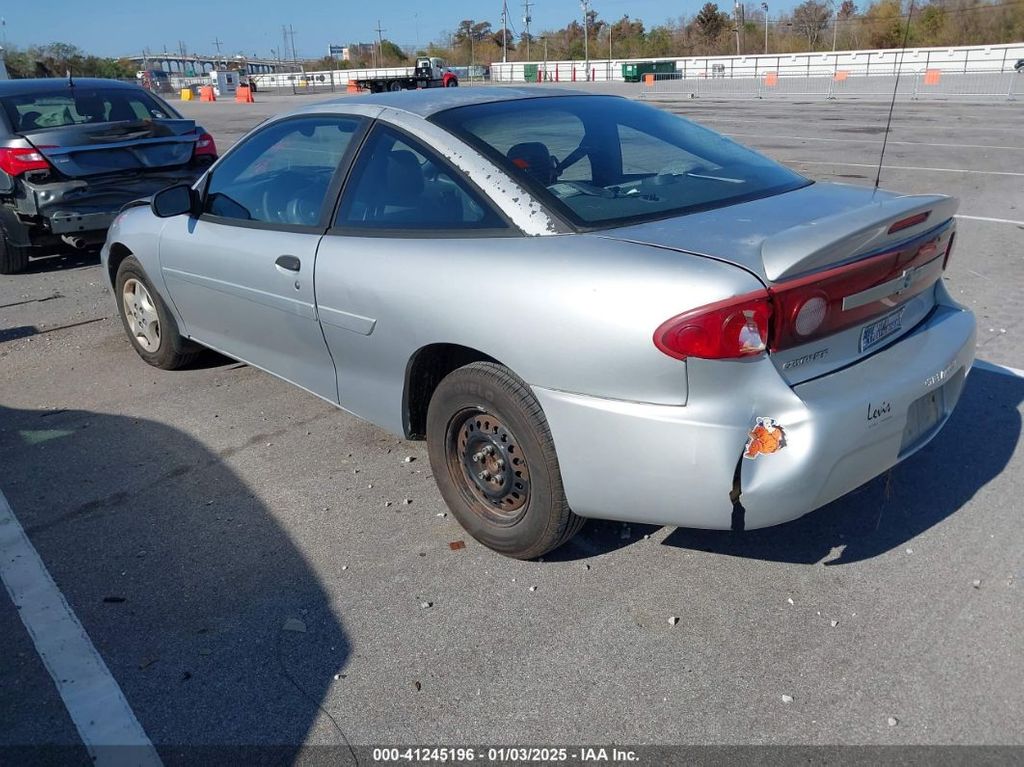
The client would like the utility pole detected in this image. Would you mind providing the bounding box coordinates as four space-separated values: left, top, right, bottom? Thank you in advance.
761 2 769 54
523 0 533 61
501 1 508 63
288 25 297 67
830 0 839 51
733 0 741 55
581 0 590 80
212 36 223 60
375 19 386 65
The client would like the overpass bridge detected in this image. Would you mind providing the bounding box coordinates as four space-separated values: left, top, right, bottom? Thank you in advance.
125 53 299 75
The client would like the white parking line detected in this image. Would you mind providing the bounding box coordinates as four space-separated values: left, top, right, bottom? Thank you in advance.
0 489 162 766
974 360 1024 379
955 215 1024 227
792 160 1024 177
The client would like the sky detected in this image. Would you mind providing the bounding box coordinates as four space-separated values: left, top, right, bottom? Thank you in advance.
1 0 803 59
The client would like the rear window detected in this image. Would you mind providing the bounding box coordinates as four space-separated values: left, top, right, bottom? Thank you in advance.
1 88 177 133
430 95 809 228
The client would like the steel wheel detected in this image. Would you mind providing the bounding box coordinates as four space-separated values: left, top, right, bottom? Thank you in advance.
446 407 532 526
122 277 161 352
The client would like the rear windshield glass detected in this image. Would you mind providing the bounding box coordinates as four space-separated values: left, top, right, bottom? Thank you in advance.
1 88 177 133
431 95 809 228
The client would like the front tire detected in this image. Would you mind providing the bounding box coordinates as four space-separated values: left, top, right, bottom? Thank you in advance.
426 362 584 559
114 256 201 370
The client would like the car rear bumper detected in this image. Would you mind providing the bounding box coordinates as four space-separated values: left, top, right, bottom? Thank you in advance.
5 167 208 245
533 284 976 530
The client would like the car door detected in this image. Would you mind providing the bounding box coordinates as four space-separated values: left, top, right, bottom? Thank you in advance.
158 114 366 402
313 122 516 432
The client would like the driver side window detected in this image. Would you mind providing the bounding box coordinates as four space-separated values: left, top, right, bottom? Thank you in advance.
204 116 362 227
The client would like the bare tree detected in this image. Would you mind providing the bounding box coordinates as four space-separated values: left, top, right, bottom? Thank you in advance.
792 0 831 47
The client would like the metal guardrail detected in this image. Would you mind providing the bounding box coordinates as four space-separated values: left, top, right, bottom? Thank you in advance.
640 70 1020 101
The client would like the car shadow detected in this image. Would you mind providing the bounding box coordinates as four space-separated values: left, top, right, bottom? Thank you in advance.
0 404 353 764
660 368 1022 565
21 249 102 274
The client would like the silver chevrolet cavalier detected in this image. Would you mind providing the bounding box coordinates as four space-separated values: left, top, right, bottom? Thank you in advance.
101 88 976 559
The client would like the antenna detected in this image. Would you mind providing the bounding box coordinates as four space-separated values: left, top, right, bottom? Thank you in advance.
874 0 915 190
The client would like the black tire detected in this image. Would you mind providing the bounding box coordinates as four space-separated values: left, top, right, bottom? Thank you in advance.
426 362 584 559
114 256 201 370
0 237 30 274
388 81 403 92
445 77 458 87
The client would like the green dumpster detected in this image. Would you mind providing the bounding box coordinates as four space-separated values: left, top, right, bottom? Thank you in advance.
524 64 539 82
622 61 676 83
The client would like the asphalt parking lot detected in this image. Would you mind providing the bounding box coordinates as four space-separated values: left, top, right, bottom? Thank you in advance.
2 85 1022 761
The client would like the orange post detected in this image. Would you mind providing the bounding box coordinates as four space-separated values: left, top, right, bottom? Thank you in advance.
643 73 655 85
924 69 941 85
764 72 779 87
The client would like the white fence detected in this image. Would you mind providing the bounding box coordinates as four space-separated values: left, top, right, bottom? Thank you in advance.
490 42 1024 83
638 69 1020 101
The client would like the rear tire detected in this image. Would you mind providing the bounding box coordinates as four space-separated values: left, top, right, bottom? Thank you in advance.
426 362 584 559
389 81 403 92
0 237 30 274
114 256 201 370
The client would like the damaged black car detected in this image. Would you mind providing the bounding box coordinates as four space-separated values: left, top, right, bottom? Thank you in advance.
0 77 216 273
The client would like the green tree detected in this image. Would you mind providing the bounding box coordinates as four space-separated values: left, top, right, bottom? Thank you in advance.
696 2 730 42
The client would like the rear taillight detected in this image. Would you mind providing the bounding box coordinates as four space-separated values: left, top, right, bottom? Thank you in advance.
655 225 954 361
193 132 217 159
0 146 52 176
654 291 772 360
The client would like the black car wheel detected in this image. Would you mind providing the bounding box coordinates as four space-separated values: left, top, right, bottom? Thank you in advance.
426 362 584 559
0 236 30 274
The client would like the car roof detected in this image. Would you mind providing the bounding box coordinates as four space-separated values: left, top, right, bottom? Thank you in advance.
294 86 596 119
0 77 148 97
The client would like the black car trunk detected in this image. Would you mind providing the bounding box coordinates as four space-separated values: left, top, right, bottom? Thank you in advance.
25 119 199 178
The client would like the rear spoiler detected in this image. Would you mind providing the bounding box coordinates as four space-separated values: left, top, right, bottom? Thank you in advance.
761 193 959 282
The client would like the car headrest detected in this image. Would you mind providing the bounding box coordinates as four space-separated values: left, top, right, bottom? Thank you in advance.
507 142 555 186
107 99 138 123
18 111 42 132
75 96 107 122
385 150 424 206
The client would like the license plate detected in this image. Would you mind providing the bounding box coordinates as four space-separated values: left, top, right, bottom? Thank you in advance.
900 385 946 453
860 307 905 352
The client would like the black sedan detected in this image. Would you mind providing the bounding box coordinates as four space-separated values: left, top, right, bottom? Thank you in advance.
0 77 216 273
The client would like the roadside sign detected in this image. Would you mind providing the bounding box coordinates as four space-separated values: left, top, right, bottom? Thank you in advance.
329 45 344 56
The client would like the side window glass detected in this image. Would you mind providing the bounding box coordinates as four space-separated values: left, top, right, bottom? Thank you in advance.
335 126 507 231
204 116 361 226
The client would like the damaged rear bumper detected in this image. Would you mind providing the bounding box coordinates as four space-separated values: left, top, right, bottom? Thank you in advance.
4 167 206 245
533 284 976 530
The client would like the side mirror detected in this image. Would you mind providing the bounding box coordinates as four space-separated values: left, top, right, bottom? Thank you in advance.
151 183 198 218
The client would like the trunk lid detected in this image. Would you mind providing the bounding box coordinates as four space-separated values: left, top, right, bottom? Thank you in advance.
25 119 199 178
598 182 959 383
